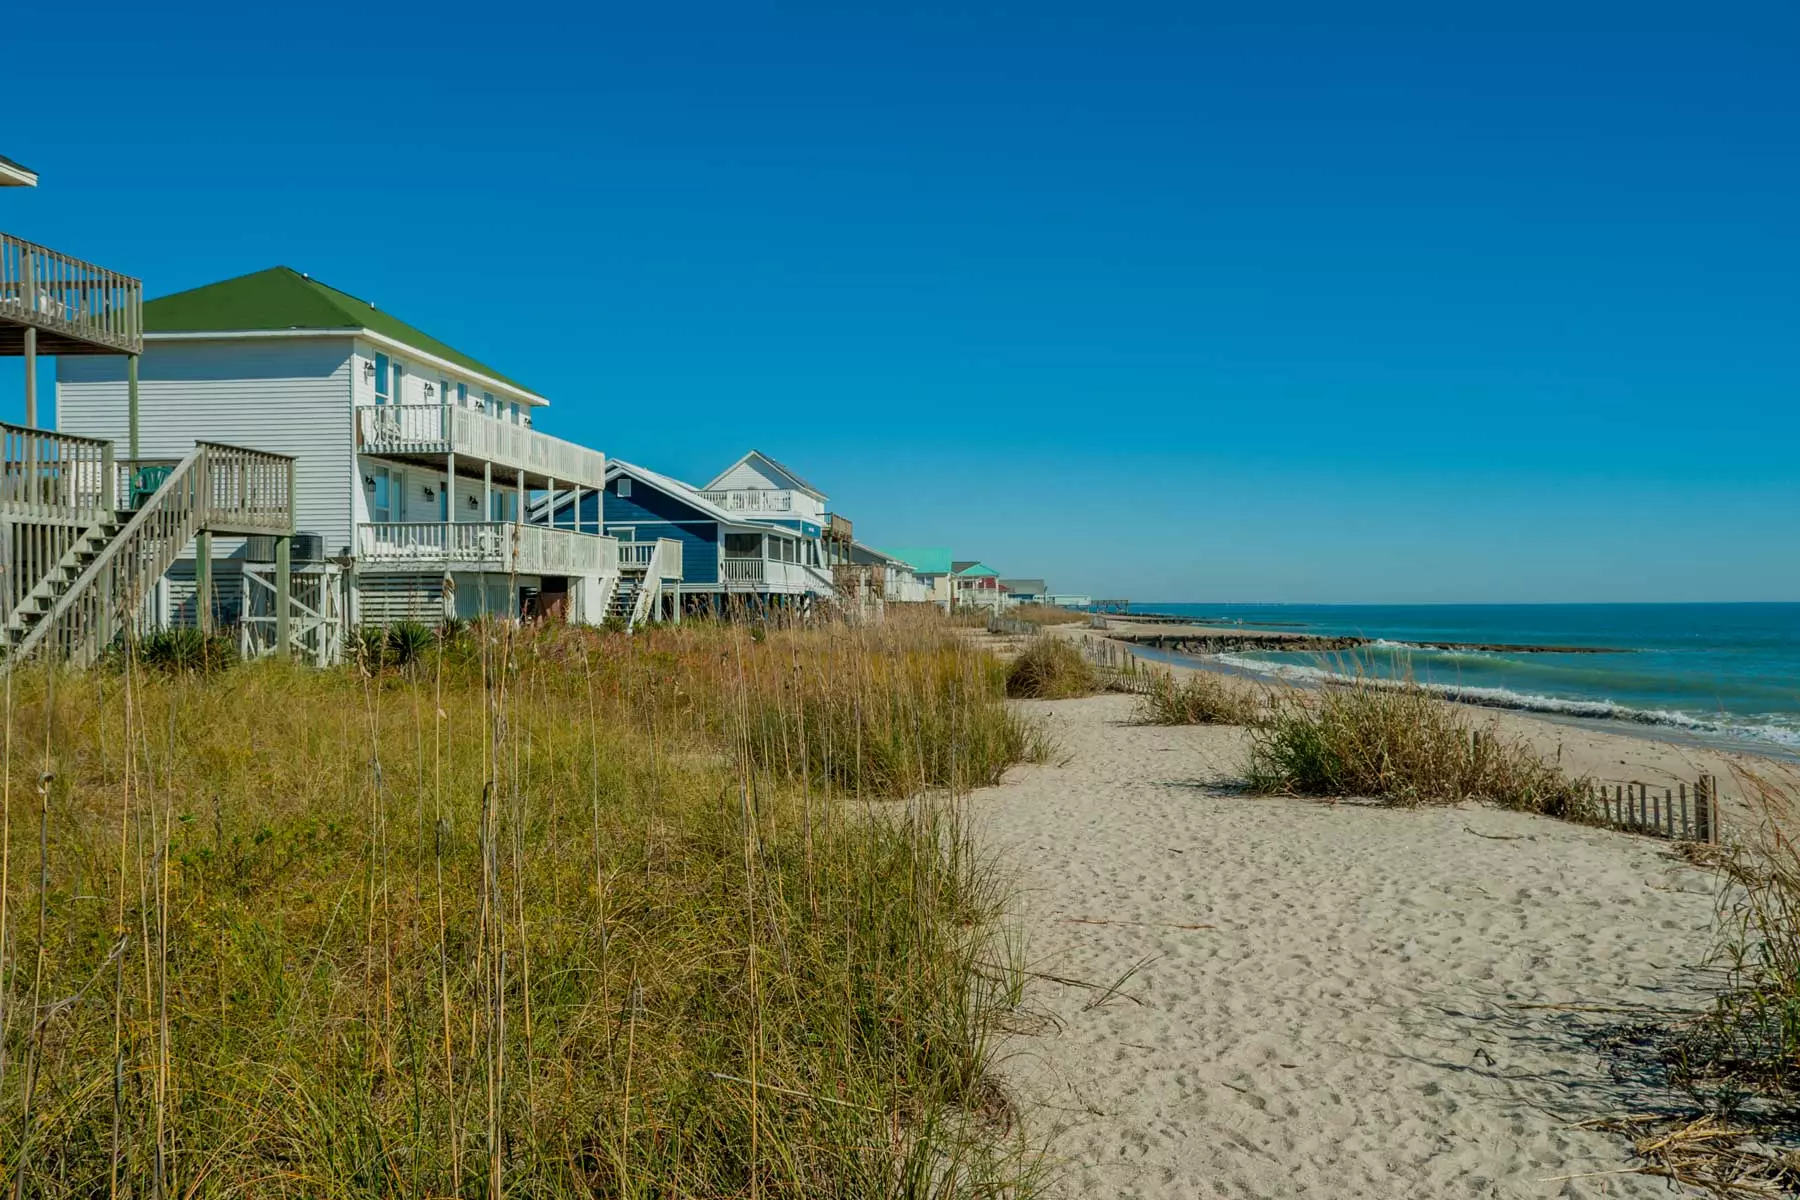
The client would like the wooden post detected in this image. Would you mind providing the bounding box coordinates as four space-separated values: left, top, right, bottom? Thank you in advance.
127 354 141 460
1681 786 1691 841
195 530 213 636
22 326 36 429
446 451 456 528
1697 775 1718 844
483 461 492 524
100 440 115 513
274 534 291 660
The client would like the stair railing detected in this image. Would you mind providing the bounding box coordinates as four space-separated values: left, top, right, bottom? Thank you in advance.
10 442 294 667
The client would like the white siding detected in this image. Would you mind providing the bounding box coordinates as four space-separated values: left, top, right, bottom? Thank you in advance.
349 340 540 424
711 459 826 521
57 337 357 554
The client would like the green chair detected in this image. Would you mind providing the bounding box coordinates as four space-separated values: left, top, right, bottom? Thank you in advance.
130 465 174 509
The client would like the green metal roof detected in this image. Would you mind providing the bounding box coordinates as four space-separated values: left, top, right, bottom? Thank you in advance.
882 547 954 575
144 266 538 397
953 562 1000 578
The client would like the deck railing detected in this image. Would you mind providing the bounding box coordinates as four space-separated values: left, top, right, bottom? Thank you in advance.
357 521 618 576
0 423 114 522
701 488 796 514
355 405 606 489
620 538 683 577
721 556 765 584
0 232 142 354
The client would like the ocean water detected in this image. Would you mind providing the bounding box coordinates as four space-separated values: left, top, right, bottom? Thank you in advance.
1137 603 1800 755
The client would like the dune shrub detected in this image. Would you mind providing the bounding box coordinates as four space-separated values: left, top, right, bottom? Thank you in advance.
1244 679 1592 815
1005 635 1101 700
1136 669 1262 726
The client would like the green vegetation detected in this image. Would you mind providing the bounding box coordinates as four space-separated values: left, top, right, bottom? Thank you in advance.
1004 635 1102 700
1244 678 1592 816
1005 605 1085 627
0 615 1042 1197
1134 670 1263 727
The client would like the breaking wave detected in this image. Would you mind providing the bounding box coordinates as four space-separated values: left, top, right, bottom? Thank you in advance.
1211 653 1800 751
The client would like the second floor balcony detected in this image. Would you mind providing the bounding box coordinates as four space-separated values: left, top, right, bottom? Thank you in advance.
357 521 618 577
700 486 823 519
0 232 142 356
356 404 606 490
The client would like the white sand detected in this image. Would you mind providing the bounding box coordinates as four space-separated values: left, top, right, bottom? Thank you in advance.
982 692 1724 1198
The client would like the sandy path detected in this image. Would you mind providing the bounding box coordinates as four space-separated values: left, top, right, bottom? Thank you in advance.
983 693 1720 1199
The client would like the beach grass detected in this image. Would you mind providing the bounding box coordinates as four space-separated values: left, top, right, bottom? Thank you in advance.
1244 678 1593 816
0 614 1041 1198
1134 670 1263 727
1004 635 1102 700
1005 605 1086 627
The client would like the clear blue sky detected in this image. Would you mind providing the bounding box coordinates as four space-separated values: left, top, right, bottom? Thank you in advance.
6 1 1796 602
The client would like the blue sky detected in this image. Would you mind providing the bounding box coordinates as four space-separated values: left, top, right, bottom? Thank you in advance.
5 0 1796 602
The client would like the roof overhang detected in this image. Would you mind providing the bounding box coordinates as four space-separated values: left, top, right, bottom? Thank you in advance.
0 156 38 187
143 326 551 407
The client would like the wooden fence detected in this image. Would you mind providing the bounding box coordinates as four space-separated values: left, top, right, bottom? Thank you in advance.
1590 775 1720 844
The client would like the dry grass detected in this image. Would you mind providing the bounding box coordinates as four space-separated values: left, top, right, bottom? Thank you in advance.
0 614 1045 1197
1004 636 1101 700
1134 670 1263 727
1243 678 1593 816
1005 605 1085 627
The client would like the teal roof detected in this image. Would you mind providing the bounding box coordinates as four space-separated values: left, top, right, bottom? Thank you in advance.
954 562 1000 578
883 546 953 574
145 266 538 397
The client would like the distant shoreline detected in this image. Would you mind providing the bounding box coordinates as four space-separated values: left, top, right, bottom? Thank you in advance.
1099 619 1635 656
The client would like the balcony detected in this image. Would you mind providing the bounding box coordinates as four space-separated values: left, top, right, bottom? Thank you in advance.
357 522 618 577
0 233 142 356
355 404 606 490
720 556 835 594
701 487 804 516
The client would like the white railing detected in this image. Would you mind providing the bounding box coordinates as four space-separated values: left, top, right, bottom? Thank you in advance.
721 556 765 585
355 405 607 489
357 521 618 576
0 232 143 354
701 488 796 514
619 537 684 579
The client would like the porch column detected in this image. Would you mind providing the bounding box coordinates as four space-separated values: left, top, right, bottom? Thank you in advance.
274 534 291 660
483 461 492 524
547 476 556 529
127 354 140 459
446 451 457 527
195 530 213 635
22 327 36 428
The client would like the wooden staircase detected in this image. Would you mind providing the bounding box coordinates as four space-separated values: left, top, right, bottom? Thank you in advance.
2 425 296 667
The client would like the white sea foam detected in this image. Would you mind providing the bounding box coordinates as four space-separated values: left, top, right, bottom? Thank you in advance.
1209 653 1800 751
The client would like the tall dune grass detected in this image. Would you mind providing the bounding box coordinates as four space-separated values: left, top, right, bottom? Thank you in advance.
1003 636 1101 700
0 615 1042 1197
1245 679 1593 816
1134 670 1263 726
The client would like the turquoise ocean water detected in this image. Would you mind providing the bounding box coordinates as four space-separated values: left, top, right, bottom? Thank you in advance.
1136 603 1800 755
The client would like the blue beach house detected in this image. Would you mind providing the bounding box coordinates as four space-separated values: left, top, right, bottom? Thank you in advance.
547 456 837 616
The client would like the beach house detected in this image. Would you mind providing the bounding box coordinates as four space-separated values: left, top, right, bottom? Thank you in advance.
3 160 300 665
951 561 1005 612
545 457 835 616
55 267 625 638
881 546 954 609
1001 578 1048 606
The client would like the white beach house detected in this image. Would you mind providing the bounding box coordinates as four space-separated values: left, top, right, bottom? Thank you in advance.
56 266 625 636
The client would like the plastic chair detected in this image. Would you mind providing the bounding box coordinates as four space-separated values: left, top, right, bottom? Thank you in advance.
130 465 175 508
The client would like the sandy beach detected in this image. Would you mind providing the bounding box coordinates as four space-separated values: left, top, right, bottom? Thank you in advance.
980 671 1749 1196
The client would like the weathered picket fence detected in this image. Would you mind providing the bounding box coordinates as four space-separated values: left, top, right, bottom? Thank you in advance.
1590 775 1721 844
1076 633 1158 694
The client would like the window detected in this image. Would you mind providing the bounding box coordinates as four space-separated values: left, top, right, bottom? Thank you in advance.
490 490 511 522
616 477 632 499
374 353 390 404
457 382 468 408
510 402 521 425
369 464 396 522
482 391 494 415
723 532 762 557
439 378 452 406
613 526 636 543
392 361 404 402
439 478 450 522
